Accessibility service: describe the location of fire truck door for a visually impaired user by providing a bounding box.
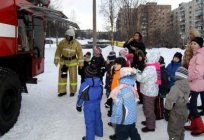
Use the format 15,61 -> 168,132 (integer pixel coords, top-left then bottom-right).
31,17 -> 45,77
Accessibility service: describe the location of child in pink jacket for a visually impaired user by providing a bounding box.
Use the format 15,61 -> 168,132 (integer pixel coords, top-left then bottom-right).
185,37 -> 204,136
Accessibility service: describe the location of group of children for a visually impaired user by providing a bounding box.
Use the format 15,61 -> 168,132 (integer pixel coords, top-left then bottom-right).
75,36 -> 204,140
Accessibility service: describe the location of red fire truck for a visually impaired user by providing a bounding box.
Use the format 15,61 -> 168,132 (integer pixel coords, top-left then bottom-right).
0,0 -> 79,135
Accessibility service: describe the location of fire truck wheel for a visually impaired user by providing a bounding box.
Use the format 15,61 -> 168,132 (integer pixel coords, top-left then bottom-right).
0,67 -> 21,135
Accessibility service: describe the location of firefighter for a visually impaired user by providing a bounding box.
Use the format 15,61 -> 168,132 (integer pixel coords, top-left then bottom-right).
54,28 -> 84,97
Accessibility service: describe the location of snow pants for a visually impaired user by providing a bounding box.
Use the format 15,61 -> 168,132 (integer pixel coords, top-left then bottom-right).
189,91 -> 204,117
115,123 -> 141,140
84,101 -> 103,140
154,95 -> 164,120
167,110 -> 187,140
143,94 -> 156,129
58,60 -> 77,94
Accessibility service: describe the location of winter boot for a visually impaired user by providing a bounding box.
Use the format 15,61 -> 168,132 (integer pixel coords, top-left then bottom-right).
109,134 -> 117,140
70,93 -> 75,97
199,110 -> 204,116
58,92 -> 67,97
184,115 -> 196,131
197,105 -> 203,110
191,116 -> 204,136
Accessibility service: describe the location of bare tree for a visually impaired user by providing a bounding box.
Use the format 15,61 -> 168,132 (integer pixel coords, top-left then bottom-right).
99,0 -> 118,50
49,0 -> 62,10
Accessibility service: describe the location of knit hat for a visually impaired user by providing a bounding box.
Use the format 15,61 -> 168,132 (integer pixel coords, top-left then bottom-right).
114,57 -> 126,67
107,51 -> 116,61
175,67 -> 188,79
119,48 -> 129,57
159,56 -> 165,65
85,65 -> 98,77
173,52 -> 182,63
191,37 -> 203,47
120,67 -> 137,78
93,47 -> 102,56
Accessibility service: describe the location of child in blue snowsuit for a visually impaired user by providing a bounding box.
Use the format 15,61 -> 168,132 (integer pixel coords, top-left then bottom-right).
76,65 -> 103,140
166,52 -> 182,87
110,67 -> 141,140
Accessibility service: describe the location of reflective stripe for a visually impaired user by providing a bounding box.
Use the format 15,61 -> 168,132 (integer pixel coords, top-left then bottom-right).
78,59 -> 84,62
55,56 -> 60,59
0,23 -> 15,38
70,82 -> 77,86
58,83 -> 67,86
67,63 -> 77,67
63,48 -> 76,52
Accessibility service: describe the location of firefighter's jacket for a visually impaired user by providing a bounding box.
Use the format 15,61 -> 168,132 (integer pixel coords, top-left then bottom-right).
54,38 -> 84,67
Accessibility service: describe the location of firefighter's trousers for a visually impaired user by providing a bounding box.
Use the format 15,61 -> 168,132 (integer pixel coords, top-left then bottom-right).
58,59 -> 78,95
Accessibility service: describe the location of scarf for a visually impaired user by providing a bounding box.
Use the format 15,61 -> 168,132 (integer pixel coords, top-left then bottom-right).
146,62 -> 161,85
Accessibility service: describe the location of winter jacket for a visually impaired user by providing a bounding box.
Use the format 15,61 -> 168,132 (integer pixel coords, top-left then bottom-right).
105,62 -> 114,93
78,59 -> 91,75
188,47 -> 204,92
111,75 -> 138,125
136,49 -> 160,97
165,79 -> 190,118
166,61 -> 181,87
111,70 -> 120,91
159,64 -> 170,97
76,77 -> 103,107
91,55 -> 106,78
123,40 -> 146,67
54,38 -> 84,67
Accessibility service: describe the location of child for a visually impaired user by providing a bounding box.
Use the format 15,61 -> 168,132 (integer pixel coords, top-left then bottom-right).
104,57 -> 126,140
135,49 -> 146,104
110,67 -> 141,140
119,48 -> 134,67
166,52 -> 182,87
164,67 -> 190,140
76,65 -> 103,140
136,49 -> 161,132
78,51 -> 91,83
184,37 -> 204,136
105,51 -> 116,98
154,56 -> 170,120
90,47 -> 106,81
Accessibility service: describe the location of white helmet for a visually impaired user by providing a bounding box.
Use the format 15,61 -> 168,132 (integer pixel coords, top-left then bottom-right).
65,28 -> 75,39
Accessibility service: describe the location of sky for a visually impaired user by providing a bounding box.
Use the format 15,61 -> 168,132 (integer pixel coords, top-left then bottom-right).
55,0 -> 191,31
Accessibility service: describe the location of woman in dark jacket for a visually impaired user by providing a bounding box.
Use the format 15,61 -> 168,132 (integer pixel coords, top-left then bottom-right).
123,32 -> 146,68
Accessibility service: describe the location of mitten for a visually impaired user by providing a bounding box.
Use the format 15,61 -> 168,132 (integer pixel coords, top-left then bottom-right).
163,109 -> 170,121
76,106 -> 82,112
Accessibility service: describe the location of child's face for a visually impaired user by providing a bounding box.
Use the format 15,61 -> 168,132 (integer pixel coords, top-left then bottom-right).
114,63 -> 122,71
138,56 -> 143,61
173,57 -> 180,63
84,55 -> 91,61
191,41 -> 200,52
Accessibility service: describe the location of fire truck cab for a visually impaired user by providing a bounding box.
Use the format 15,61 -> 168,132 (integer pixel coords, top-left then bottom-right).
0,0 -> 79,135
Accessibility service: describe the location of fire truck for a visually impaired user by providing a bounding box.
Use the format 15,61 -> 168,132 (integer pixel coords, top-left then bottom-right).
0,0 -> 79,135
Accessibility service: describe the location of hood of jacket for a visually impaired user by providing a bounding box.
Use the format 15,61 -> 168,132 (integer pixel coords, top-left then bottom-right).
146,49 -> 160,63
84,77 -> 102,87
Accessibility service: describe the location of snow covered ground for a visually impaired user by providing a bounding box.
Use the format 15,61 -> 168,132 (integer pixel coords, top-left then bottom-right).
1,40 -> 204,140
